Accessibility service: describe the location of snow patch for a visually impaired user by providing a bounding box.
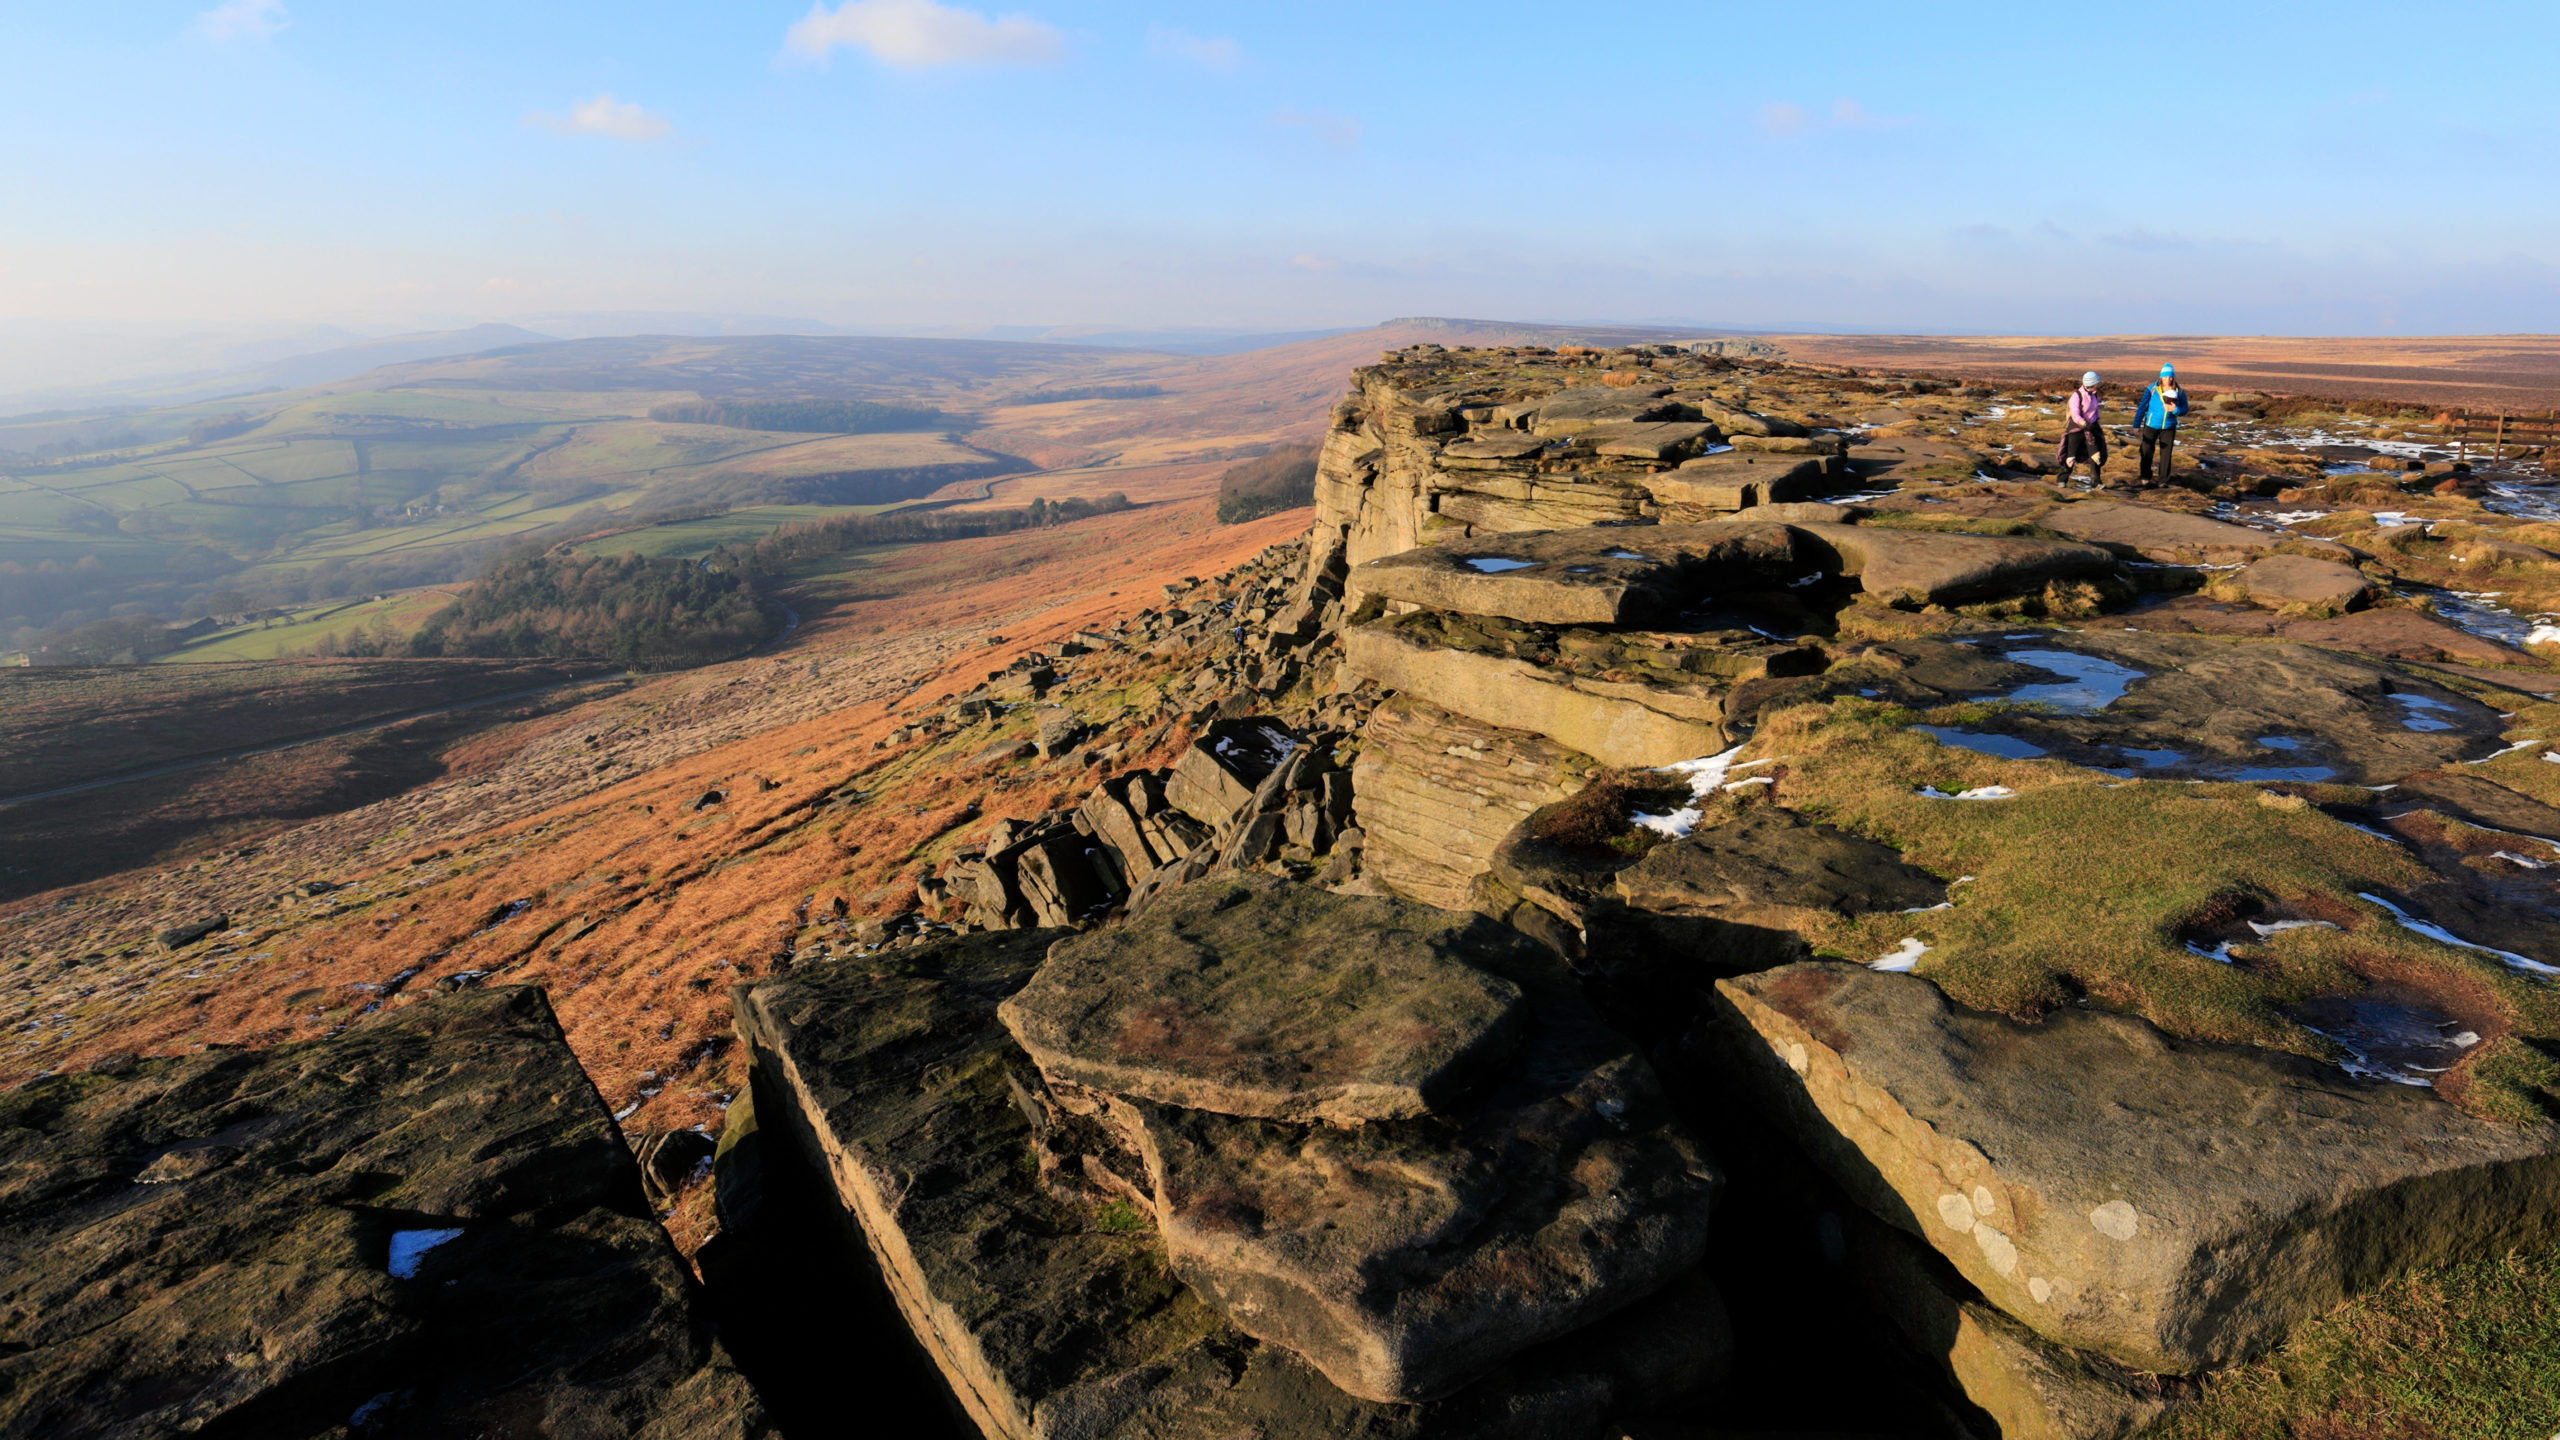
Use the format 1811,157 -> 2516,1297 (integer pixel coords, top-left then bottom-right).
1872,938 -> 1930,972
387,1227 -> 465,1280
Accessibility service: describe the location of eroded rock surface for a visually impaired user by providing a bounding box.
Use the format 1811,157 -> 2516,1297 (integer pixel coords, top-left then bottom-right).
1000,878 -> 1533,1126
0,986 -> 765,1440
1346,522 -> 1800,626
1708,961 -> 2560,1373
1101,884 -> 1719,1403
741,926 -> 1729,1440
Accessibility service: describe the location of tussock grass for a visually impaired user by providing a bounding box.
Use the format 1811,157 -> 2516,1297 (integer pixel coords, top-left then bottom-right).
2154,1239 -> 2560,1440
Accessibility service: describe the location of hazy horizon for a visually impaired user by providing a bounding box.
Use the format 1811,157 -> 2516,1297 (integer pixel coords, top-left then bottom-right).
7,1 -> 2558,362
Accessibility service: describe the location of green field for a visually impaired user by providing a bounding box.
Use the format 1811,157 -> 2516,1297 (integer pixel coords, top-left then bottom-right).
0,337 -> 1061,644
568,502 -> 910,560
152,588 -> 458,662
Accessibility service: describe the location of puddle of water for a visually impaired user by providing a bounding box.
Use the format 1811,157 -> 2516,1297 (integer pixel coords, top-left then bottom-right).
1464,557 -> 1537,573
1601,548 -> 1653,561
2359,891 -> 2560,976
2287,985 -> 2482,1087
2485,481 -> 2560,524
2421,587 -> 2546,649
1986,648 -> 2146,713
1914,726 -> 2048,760
2227,736 -> 2336,780
2120,747 -> 2185,767
2392,694 -> 2460,732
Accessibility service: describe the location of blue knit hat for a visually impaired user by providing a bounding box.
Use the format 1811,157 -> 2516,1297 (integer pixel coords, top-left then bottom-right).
2160,363 -> 2176,377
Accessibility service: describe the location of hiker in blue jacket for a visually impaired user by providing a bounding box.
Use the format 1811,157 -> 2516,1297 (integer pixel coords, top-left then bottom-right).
2134,363 -> 2189,485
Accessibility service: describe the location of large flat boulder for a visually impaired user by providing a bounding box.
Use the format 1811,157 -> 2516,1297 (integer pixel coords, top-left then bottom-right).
2236,553 -> 2372,612
739,929 -> 1708,1440
1346,522 -> 1799,626
1789,523 -> 2116,607
2037,501 -> 2283,564
1614,808 -> 1947,935
1342,617 -> 1731,768
1114,894 -> 1718,1404
1708,962 -> 2560,1374
0,986 -> 766,1440
1000,878 -> 1532,1126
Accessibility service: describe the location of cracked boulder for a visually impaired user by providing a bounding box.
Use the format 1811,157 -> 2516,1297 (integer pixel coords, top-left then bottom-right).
1705,961 -> 2560,1374
998,876 -> 1531,1126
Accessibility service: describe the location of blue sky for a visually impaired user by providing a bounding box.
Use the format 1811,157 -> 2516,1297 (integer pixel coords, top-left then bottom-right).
4,1 -> 2557,337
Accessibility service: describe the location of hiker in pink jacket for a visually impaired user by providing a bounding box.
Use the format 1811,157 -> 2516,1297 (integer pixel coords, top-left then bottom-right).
2056,371 -> 2107,485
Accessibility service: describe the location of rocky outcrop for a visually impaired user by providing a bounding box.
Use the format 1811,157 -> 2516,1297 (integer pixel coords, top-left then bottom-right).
1307,358 -> 1858,577
738,918 -> 1731,1440
1707,962 -> 2560,1374
998,880 -> 1720,1406
0,986 -> 765,1440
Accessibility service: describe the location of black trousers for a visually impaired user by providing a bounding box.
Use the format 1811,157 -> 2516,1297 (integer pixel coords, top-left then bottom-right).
2138,426 -> 2176,480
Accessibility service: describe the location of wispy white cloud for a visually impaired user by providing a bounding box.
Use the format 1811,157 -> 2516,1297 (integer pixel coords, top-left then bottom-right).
527,94 -> 673,142
1274,107 -> 1360,149
194,0 -> 287,42
1146,25 -> 1237,72
784,0 -> 1063,68
1757,102 -> 1808,136
1760,98 -> 1911,137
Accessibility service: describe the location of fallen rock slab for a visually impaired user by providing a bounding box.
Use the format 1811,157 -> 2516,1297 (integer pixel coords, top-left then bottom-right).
0,986 -> 767,1440
1000,877 -> 1533,1126
1708,962 -> 2560,1374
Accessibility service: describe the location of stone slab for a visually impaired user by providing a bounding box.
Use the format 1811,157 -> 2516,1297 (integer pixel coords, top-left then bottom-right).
1708,962 -> 2560,1373
1000,877 -> 1531,1126
1643,453 -> 1831,513
1352,696 -> 1592,911
0,986 -> 767,1440
739,930 -> 1667,1440
1346,523 -> 1800,627
2037,501 -> 2282,564
1789,523 -> 2115,607
1133,929 -> 1719,1404
1342,621 -> 1729,769
2237,553 -> 2372,612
